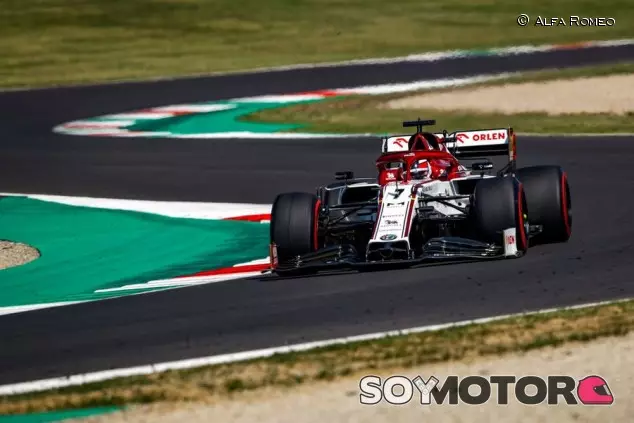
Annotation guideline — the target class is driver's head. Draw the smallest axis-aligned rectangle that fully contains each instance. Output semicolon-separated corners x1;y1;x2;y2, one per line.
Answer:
410;159;431;180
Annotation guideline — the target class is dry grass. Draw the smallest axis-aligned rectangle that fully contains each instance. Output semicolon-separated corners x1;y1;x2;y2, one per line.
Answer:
247;62;634;134
1;0;633;88
2;299;633;415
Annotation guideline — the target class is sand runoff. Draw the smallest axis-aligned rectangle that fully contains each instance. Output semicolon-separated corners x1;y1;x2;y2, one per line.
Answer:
83;332;632;423
0;241;39;270
385;74;634;116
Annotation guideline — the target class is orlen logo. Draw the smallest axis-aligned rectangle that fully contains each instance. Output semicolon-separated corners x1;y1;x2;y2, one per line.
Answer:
456;132;508;142
392;137;407;148
506;234;516;245
385;171;396;181
456;133;469;143
472;132;506;141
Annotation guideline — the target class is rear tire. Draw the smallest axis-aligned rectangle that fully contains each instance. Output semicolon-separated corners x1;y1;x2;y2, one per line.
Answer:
472;176;528;254
270;192;321;263
516;165;571;244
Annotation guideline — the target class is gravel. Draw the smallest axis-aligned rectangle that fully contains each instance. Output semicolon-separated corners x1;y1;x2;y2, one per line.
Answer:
385;74;634;116
0;241;39;270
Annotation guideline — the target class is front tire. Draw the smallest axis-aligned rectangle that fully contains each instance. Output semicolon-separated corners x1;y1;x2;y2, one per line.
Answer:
516;165;571;244
270;192;321;263
472;176;529;254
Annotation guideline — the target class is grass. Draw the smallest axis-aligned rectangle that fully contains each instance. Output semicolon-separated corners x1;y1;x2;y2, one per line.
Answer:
1;298;633;414
1;0;634;88
247;62;634;134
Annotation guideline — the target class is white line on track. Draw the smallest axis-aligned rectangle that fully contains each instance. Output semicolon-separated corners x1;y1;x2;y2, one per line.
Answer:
333;74;512;95
0;301;87;317
0;297;630;396
0;193;271;220
93;271;264;293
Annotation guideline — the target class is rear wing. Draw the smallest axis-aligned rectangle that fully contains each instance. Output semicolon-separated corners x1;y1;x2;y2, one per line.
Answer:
434;128;517;163
381;135;411;153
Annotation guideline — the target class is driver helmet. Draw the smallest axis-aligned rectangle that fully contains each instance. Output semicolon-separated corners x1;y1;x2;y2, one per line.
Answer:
410;159;432;180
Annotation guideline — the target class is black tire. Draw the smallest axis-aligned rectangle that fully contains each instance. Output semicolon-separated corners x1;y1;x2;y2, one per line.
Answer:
472;176;529;254
270;192;320;263
516;165;571;244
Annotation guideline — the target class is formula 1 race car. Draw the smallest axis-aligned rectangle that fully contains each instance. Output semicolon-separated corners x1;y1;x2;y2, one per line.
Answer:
269;119;571;275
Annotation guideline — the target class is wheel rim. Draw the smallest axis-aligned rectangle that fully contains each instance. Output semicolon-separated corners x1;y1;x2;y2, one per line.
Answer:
561;172;572;237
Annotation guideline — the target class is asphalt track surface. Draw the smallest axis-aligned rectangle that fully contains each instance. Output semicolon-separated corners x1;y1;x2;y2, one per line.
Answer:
0;45;634;384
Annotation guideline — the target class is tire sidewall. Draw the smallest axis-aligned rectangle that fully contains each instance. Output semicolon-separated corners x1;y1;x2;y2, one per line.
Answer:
473;176;528;254
270;192;320;262
516;165;571;243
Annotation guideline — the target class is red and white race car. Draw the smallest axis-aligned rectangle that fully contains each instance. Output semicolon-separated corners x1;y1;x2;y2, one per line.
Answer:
269;119;572;275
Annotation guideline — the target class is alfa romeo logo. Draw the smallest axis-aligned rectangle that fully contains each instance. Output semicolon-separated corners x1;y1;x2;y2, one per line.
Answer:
380;234;398;241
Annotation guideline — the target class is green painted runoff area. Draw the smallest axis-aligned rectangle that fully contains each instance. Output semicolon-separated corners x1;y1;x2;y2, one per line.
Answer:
127;101;316;134
0;406;121;422
0;196;269;308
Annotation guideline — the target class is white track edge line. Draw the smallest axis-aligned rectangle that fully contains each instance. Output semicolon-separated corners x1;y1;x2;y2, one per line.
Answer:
0;297;630;396
0;301;87;317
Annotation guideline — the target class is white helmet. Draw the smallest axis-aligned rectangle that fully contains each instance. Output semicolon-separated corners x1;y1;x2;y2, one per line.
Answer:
410;159;431;180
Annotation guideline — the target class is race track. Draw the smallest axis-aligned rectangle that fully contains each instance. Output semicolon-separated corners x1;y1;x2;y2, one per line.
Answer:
0;44;633;385
1;43;634;201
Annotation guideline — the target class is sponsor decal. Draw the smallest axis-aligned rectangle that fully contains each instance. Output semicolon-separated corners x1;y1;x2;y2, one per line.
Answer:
389;188;406;199
381;214;405;219
384;219;399;225
506;234;516;245
473;131;506;141
392;138;407;148
384;137;410;152
269;243;278;268
386;202;406;207
379;234;398;241
455;131;507;143
359;374;614;406
385;171;396;181
456;133;469;143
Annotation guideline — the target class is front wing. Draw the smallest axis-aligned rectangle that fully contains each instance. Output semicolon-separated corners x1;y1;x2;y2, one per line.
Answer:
270;231;522;276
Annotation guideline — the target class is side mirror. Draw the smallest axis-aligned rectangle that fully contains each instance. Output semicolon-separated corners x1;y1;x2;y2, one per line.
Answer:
471;161;494;171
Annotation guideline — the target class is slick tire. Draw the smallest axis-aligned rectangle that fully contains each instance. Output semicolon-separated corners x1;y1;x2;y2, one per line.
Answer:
516;165;571;244
472;176;529;254
270;192;321;263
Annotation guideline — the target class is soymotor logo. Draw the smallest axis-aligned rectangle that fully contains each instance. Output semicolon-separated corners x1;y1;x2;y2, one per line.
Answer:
359;374;614;406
